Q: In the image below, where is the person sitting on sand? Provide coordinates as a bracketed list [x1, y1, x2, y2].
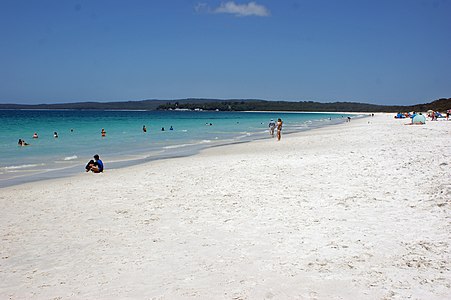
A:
[85, 160, 95, 172]
[32, 133, 38, 138]
[268, 119, 276, 137]
[18, 139, 29, 146]
[85, 154, 104, 173]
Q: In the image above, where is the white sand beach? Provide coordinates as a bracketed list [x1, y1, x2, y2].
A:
[1, 114, 450, 299]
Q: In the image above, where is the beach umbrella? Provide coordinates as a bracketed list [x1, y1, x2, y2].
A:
[412, 114, 426, 124]
[427, 109, 434, 113]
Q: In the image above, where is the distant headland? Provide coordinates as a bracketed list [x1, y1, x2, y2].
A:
[0, 98, 449, 112]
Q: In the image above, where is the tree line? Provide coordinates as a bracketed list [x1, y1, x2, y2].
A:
[157, 98, 451, 112]
[0, 98, 449, 112]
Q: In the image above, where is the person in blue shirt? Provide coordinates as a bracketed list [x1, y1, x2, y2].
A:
[86, 154, 104, 173]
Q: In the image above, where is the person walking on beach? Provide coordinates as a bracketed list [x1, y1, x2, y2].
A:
[277, 118, 283, 141]
[268, 119, 276, 137]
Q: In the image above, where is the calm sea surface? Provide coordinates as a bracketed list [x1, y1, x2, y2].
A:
[0, 110, 359, 187]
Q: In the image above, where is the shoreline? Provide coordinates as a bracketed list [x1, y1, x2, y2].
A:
[1, 113, 449, 298]
[0, 113, 363, 189]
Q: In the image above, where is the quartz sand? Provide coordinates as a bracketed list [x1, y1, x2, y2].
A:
[1, 113, 450, 299]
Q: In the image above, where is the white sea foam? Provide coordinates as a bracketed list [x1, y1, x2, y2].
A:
[163, 139, 212, 150]
[236, 132, 253, 139]
[64, 155, 78, 161]
[164, 144, 192, 149]
[2, 163, 45, 171]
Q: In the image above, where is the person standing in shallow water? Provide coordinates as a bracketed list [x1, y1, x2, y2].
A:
[101, 128, 106, 137]
[268, 119, 276, 137]
[277, 118, 283, 141]
[143, 125, 147, 133]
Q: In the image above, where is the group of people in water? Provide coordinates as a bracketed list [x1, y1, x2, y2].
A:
[18, 124, 179, 146]
[19, 119, 284, 176]
[17, 131, 59, 146]
[87, 119, 281, 174]
[268, 118, 283, 141]
[143, 125, 174, 132]
[103, 125, 176, 136]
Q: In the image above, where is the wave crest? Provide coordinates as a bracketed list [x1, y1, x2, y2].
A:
[64, 155, 78, 161]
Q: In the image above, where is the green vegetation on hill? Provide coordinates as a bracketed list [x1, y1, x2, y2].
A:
[157, 98, 451, 112]
[0, 98, 449, 112]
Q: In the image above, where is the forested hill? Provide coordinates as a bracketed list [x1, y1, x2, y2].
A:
[158, 98, 450, 112]
[0, 98, 449, 112]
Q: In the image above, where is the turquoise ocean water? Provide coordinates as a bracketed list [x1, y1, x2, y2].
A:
[0, 110, 359, 187]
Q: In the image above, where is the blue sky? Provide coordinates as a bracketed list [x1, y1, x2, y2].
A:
[0, 0, 450, 105]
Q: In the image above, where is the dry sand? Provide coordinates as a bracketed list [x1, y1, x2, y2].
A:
[1, 113, 450, 299]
